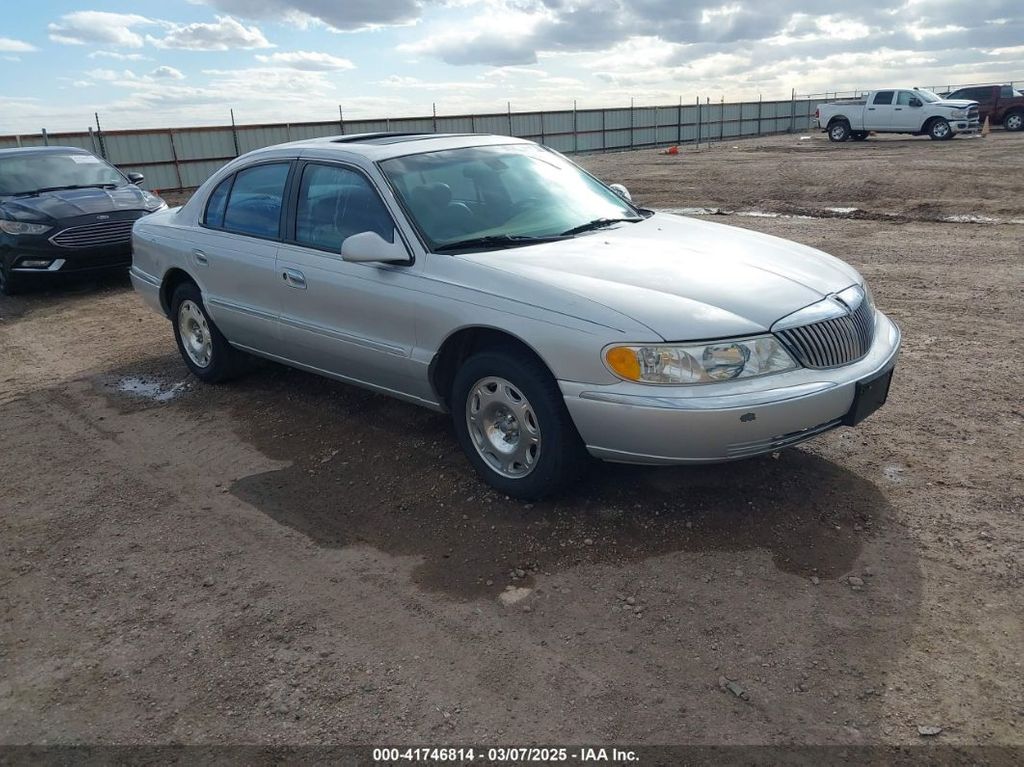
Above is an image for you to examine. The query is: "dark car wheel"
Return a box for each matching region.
[828,121,851,142]
[451,348,589,500]
[928,118,953,140]
[0,265,22,296]
[1004,112,1023,131]
[170,281,247,383]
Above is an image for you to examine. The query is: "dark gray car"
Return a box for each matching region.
[0,146,166,294]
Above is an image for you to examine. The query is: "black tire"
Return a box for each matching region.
[828,120,851,142]
[0,265,22,296]
[1004,111,1023,132]
[928,118,953,140]
[851,131,869,141]
[451,348,589,500]
[170,281,247,383]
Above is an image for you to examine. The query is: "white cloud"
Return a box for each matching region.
[89,50,151,61]
[49,12,156,48]
[148,16,272,50]
[192,0,423,32]
[0,37,36,53]
[151,66,186,80]
[255,50,354,71]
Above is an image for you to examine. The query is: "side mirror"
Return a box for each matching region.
[909,98,922,107]
[609,183,632,201]
[341,230,410,264]
[127,172,145,185]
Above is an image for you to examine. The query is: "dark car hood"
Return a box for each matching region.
[0,185,150,220]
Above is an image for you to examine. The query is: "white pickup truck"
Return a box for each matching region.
[816,88,980,141]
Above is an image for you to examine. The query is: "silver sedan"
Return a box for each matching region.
[131,133,900,498]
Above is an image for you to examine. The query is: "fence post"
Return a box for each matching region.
[695,96,700,149]
[601,106,606,150]
[338,105,345,135]
[573,100,578,154]
[41,128,49,146]
[94,113,107,159]
[677,96,682,144]
[630,97,635,149]
[230,109,240,157]
[168,129,184,191]
[432,103,437,133]
[790,88,796,132]
[757,94,762,136]
[540,110,546,145]
[719,95,724,142]
[507,101,513,137]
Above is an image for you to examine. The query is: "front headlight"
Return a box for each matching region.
[950,109,967,118]
[142,192,168,212]
[604,335,798,385]
[0,219,52,236]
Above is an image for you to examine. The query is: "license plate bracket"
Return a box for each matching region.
[844,367,894,426]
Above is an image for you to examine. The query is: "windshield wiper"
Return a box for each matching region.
[15,183,119,197]
[559,217,643,236]
[434,234,567,253]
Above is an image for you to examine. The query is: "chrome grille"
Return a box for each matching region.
[50,219,136,248]
[775,296,875,369]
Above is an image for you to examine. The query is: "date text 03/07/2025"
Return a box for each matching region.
[372,746,640,762]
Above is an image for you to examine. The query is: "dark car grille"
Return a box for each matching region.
[50,219,137,248]
[775,298,875,369]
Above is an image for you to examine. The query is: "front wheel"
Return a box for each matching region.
[828,121,851,142]
[928,118,953,140]
[170,281,247,383]
[451,349,589,500]
[0,265,22,296]
[1004,112,1023,131]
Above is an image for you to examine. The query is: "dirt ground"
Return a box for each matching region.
[1,130,1022,749]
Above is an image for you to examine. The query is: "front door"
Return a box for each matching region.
[275,161,423,398]
[892,91,924,131]
[864,90,895,131]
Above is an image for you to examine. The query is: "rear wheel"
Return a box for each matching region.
[928,118,953,140]
[170,281,247,383]
[451,348,589,500]
[1004,112,1023,131]
[828,121,851,142]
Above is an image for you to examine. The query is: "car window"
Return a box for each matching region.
[295,163,396,252]
[204,176,232,228]
[872,91,894,105]
[221,163,289,239]
[999,85,1020,98]
[896,91,917,106]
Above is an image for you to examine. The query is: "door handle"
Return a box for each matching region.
[193,249,208,266]
[867,107,876,111]
[894,107,903,111]
[282,268,306,289]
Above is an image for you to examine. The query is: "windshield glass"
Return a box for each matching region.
[915,90,941,103]
[0,152,127,195]
[379,144,639,250]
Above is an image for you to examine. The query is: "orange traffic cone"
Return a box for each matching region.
[981,116,990,137]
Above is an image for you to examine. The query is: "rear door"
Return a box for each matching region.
[195,161,291,355]
[275,160,423,396]
[865,91,895,130]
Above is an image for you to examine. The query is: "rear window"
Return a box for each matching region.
[204,176,232,228]
[214,163,289,239]
[872,91,894,105]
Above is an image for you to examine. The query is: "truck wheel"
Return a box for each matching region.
[1004,112,1023,131]
[851,131,869,141]
[928,118,953,140]
[828,121,851,142]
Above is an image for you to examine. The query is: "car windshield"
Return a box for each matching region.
[379,144,641,251]
[915,90,941,103]
[0,152,127,196]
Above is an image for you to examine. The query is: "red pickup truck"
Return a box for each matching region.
[945,85,1024,131]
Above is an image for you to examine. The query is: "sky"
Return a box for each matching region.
[1,0,1023,134]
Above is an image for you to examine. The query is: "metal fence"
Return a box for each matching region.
[0,97,816,192]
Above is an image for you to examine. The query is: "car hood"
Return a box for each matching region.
[936,99,977,109]
[0,185,154,220]
[456,213,862,340]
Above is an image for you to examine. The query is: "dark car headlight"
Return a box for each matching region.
[0,218,52,236]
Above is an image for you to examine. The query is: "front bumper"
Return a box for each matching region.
[561,310,901,465]
[950,118,980,135]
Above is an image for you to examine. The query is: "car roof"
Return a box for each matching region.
[263,132,535,162]
[0,145,93,158]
